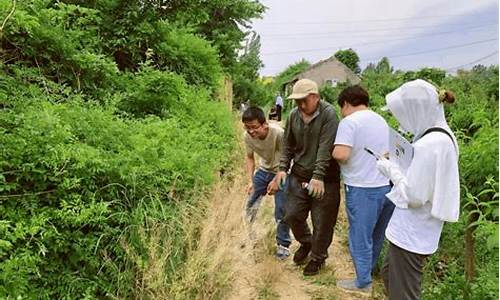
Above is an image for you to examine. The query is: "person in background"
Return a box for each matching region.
[275,93,284,121]
[240,100,250,114]
[376,79,460,300]
[242,106,292,259]
[268,106,278,121]
[272,79,341,276]
[332,85,395,295]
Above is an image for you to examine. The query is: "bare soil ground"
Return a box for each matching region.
[196,161,388,300]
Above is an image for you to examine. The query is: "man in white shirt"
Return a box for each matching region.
[332,86,395,294]
[275,93,283,121]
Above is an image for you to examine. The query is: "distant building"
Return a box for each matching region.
[282,56,361,95]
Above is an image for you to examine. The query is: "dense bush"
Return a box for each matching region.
[0,0,264,297]
[0,67,235,297]
[233,77,274,108]
[152,25,223,91]
[0,2,119,97]
[319,82,349,105]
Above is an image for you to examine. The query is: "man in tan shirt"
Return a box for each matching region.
[242,106,291,259]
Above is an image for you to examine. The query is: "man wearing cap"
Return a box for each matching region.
[272,79,341,276]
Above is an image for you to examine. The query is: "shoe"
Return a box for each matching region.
[275,244,290,260]
[336,279,372,294]
[303,259,325,276]
[293,242,311,265]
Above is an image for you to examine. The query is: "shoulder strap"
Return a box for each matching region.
[422,127,457,151]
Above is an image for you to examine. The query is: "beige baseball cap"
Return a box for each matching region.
[287,79,319,100]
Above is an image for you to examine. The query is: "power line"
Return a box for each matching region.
[261,49,499,74]
[445,51,499,71]
[262,23,497,41]
[261,21,498,37]
[262,27,497,56]
[261,13,497,25]
[360,38,498,62]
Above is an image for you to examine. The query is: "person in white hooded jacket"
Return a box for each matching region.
[376,79,460,300]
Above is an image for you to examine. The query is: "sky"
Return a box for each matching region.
[250,0,499,76]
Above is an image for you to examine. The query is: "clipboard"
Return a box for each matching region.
[389,128,414,170]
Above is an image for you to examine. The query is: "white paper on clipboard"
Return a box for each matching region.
[389,128,414,170]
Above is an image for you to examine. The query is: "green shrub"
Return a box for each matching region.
[0,73,235,298]
[1,2,119,96]
[0,0,258,298]
[153,24,223,91]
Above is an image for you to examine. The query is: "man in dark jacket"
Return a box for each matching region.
[271,79,341,276]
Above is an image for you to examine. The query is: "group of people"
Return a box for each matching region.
[241,78,460,299]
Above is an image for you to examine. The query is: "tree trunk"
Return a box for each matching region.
[464,211,478,281]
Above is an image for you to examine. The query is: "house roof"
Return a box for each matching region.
[283,55,360,86]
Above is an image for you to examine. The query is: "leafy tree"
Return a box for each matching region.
[416,68,446,86]
[363,62,376,72]
[273,59,311,92]
[375,57,393,74]
[48,0,265,75]
[334,48,361,74]
[237,31,264,80]
[232,31,270,107]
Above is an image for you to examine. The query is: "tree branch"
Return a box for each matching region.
[0,0,16,33]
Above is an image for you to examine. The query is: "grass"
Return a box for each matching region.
[123,116,244,299]
[305,265,337,286]
[257,286,280,300]
[307,287,339,300]
[256,268,281,300]
[252,200,283,300]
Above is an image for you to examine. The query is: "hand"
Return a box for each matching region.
[276,171,287,190]
[376,157,404,186]
[267,179,279,195]
[307,179,325,199]
[376,156,393,178]
[246,182,254,195]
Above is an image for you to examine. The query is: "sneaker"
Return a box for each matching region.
[275,244,290,260]
[303,259,325,276]
[293,242,311,265]
[336,279,372,295]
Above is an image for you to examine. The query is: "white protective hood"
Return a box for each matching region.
[384,79,460,222]
[386,80,449,140]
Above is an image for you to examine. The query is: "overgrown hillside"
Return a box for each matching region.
[0,0,264,298]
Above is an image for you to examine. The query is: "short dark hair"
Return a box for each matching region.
[337,85,370,107]
[242,106,266,124]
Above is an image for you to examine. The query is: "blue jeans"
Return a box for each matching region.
[345,184,395,288]
[246,169,291,247]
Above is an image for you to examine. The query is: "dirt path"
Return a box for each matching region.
[185,121,387,299]
[194,158,387,300]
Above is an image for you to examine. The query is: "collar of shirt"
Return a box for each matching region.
[299,101,321,124]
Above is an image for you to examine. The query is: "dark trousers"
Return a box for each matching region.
[283,174,340,261]
[382,242,429,300]
[276,105,282,121]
